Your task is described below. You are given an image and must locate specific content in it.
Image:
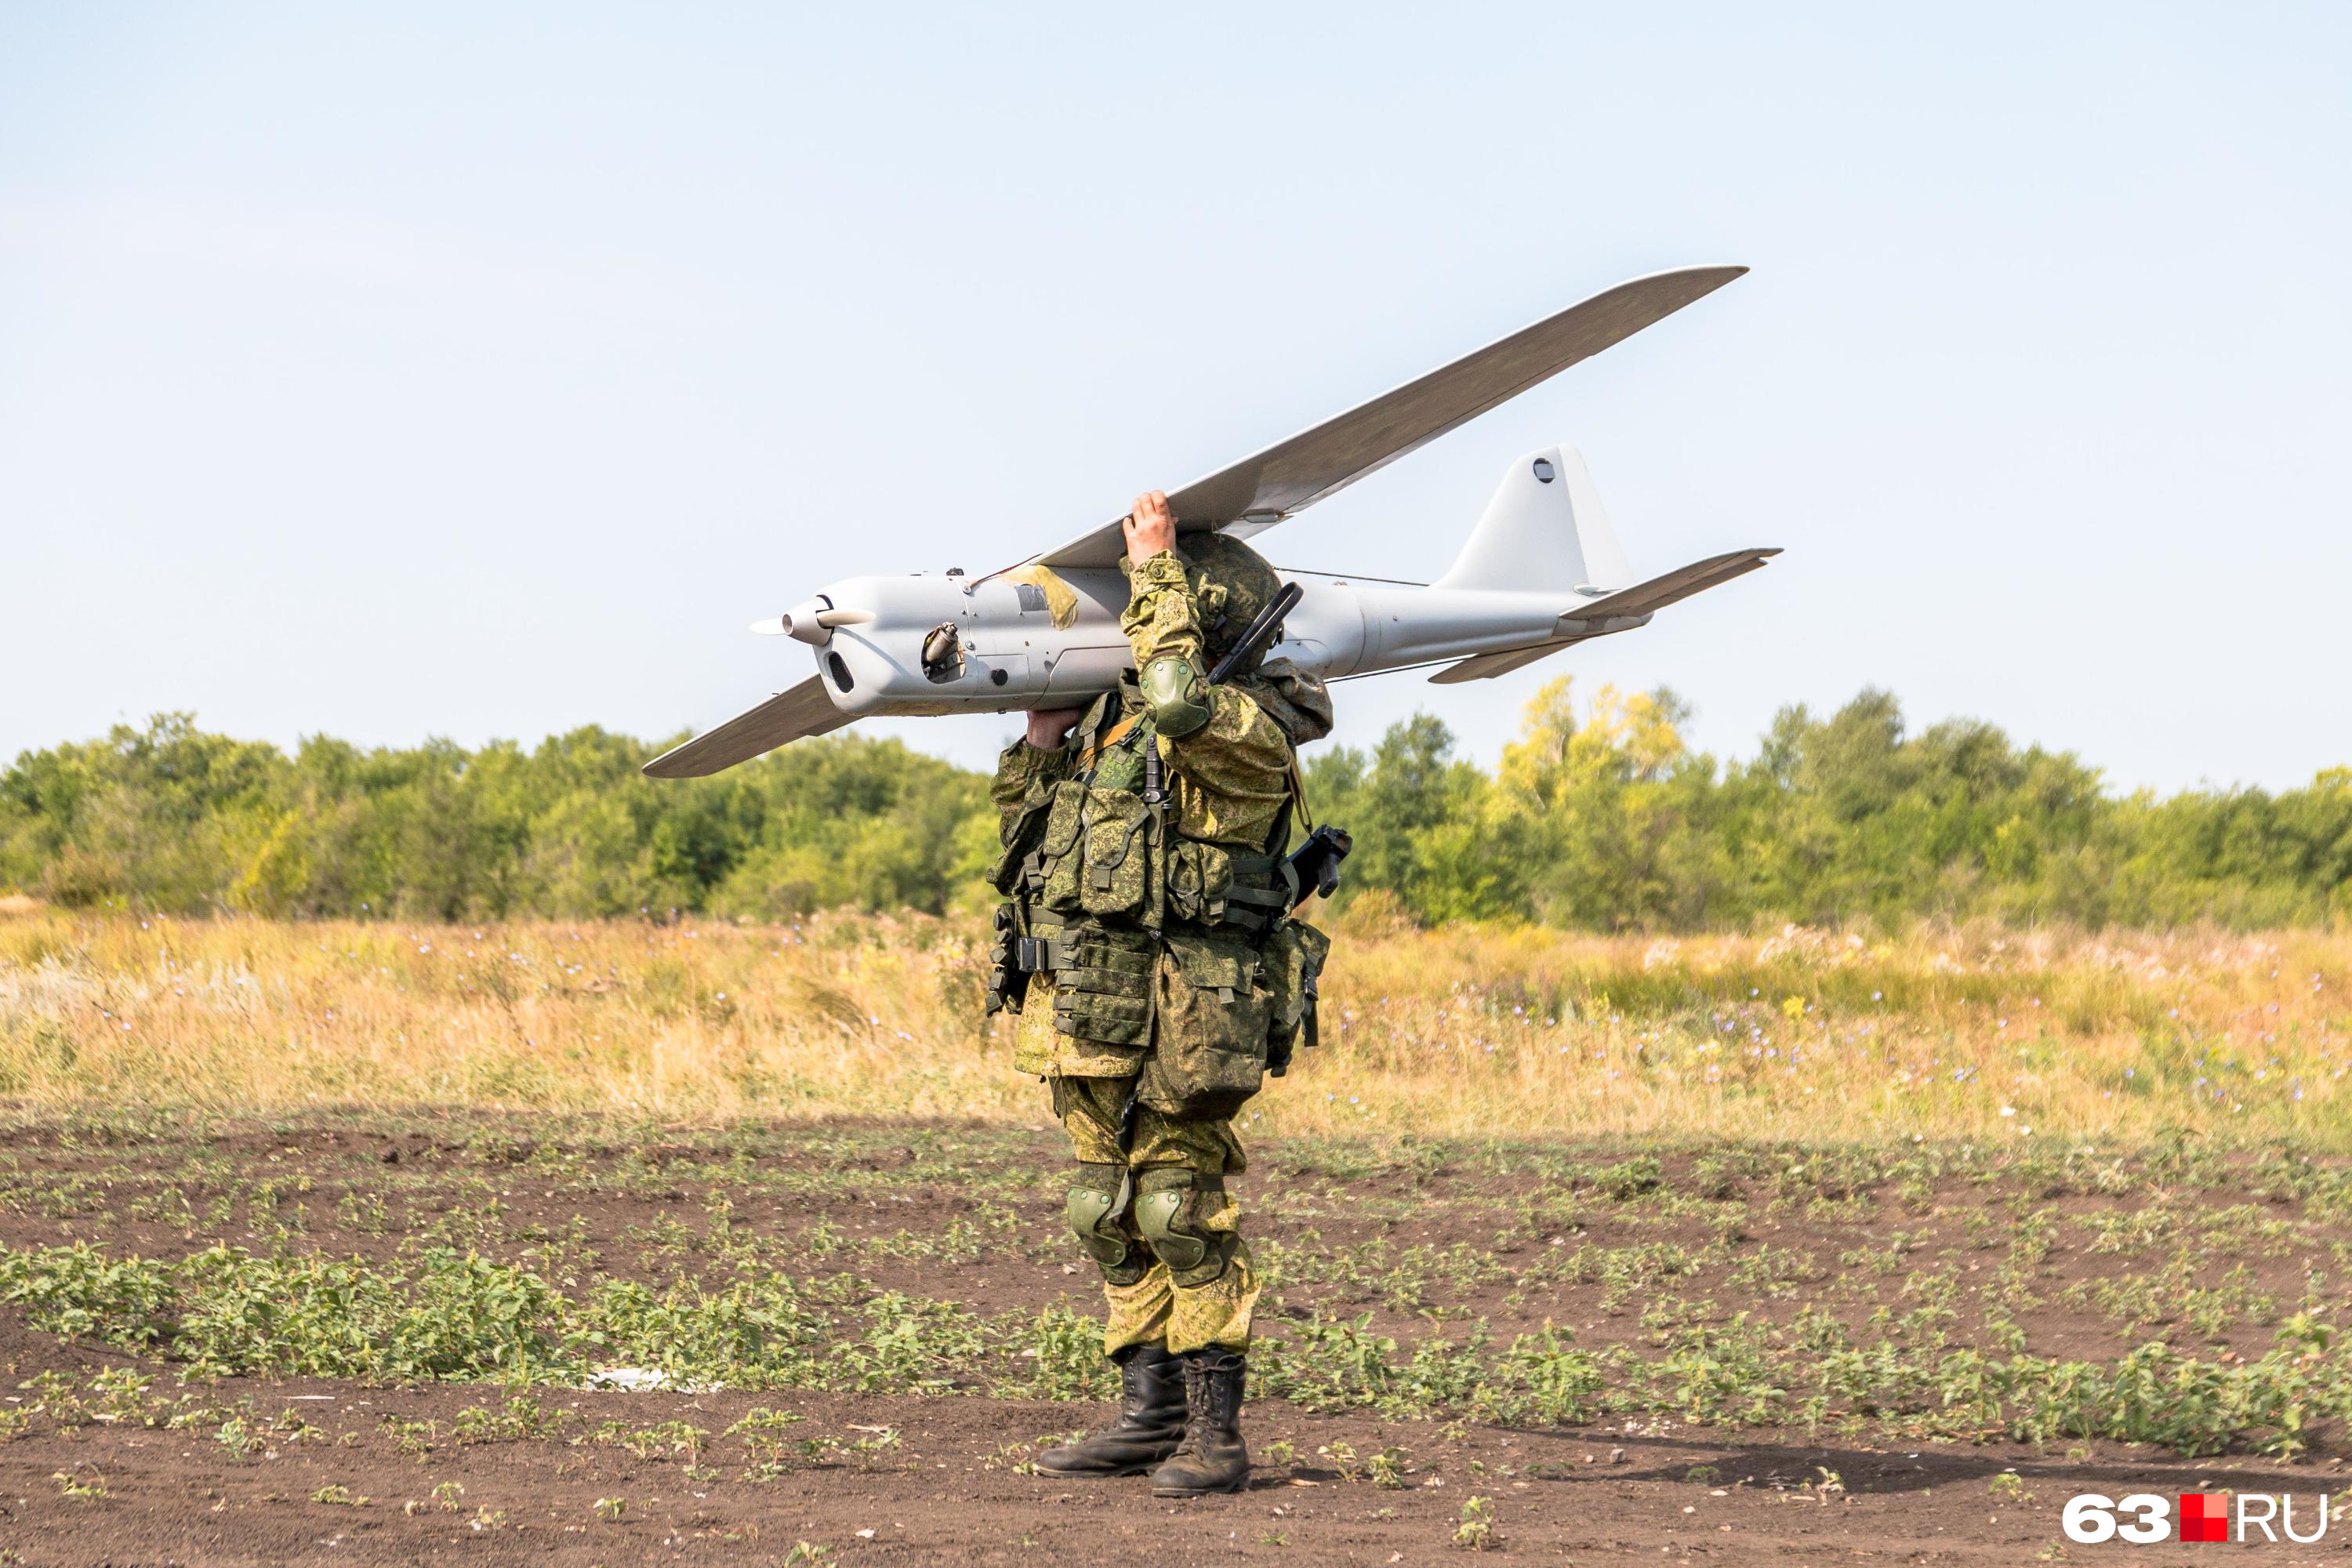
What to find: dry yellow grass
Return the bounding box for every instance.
[2,902,2348,1144]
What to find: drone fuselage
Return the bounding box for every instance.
[793,567,1653,719]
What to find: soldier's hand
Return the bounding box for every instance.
[1123,491,1177,561]
[1025,708,1084,750]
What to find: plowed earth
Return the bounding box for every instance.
[0,1112,2341,1565]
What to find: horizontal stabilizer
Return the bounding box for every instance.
[1428,547,1780,684]
[1577,547,1779,619]
[1023,265,1747,572]
[1428,640,1596,685]
[641,677,854,778]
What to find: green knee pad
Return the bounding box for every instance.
[1134,1167,1238,1287]
[1065,1162,1147,1286]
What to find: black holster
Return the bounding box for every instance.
[985,901,1030,1016]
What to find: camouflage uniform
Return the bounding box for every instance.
[986,535,1333,1494]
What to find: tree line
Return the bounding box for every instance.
[4,679,2347,930]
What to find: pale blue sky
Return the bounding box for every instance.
[4,4,2347,791]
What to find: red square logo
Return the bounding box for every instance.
[2179,1493,2228,1543]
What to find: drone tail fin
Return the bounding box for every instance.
[1431,444,1632,597]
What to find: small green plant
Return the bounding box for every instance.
[781,1544,833,1566]
[215,1416,257,1462]
[1685,1464,1722,1485]
[52,1465,107,1500]
[335,1189,392,1233]
[378,1414,438,1461]
[431,1481,466,1512]
[594,1496,627,1521]
[1989,1470,2032,1503]
[1454,1495,1497,1551]
[848,1426,905,1470]
[310,1484,368,1506]
[1369,1446,1410,1489]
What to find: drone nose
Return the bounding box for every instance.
[748,596,875,644]
[781,597,834,644]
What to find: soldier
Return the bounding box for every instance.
[985,490,1334,1497]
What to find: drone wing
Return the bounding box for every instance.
[1428,547,1780,684]
[641,676,855,778]
[1025,265,1747,572]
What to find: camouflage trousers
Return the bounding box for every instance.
[1051,1075,1261,1356]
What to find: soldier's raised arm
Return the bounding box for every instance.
[1117,494,1294,843]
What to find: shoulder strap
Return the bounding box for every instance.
[1286,751,1315,833]
[1076,711,1145,773]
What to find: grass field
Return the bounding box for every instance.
[3,906,2352,1562]
[3,905,2349,1142]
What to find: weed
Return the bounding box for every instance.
[1454,1494,1497,1550]
[52,1465,106,1499]
[377,1414,438,1461]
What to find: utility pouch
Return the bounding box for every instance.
[984,901,1029,1017]
[1261,917,1332,1077]
[1163,839,1235,926]
[1076,788,1154,920]
[1033,780,1092,913]
[1048,924,1159,1047]
[1139,929,1273,1119]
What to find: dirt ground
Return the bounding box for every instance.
[0,1112,2344,1565]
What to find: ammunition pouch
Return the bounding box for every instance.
[1163,840,1231,926]
[1036,781,1160,924]
[1164,844,1296,934]
[1045,924,1159,1047]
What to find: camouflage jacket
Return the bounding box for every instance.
[989,548,1333,1083]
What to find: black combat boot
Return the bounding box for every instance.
[1035,1344,1188,1476]
[1149,1348,1250,1497]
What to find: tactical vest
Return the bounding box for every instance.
[986,691,1328,1112]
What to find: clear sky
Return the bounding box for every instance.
[4,3,2347,792]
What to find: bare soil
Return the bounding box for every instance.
[0,1111,2341,1565]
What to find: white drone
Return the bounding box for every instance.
[645,265,1776,779]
